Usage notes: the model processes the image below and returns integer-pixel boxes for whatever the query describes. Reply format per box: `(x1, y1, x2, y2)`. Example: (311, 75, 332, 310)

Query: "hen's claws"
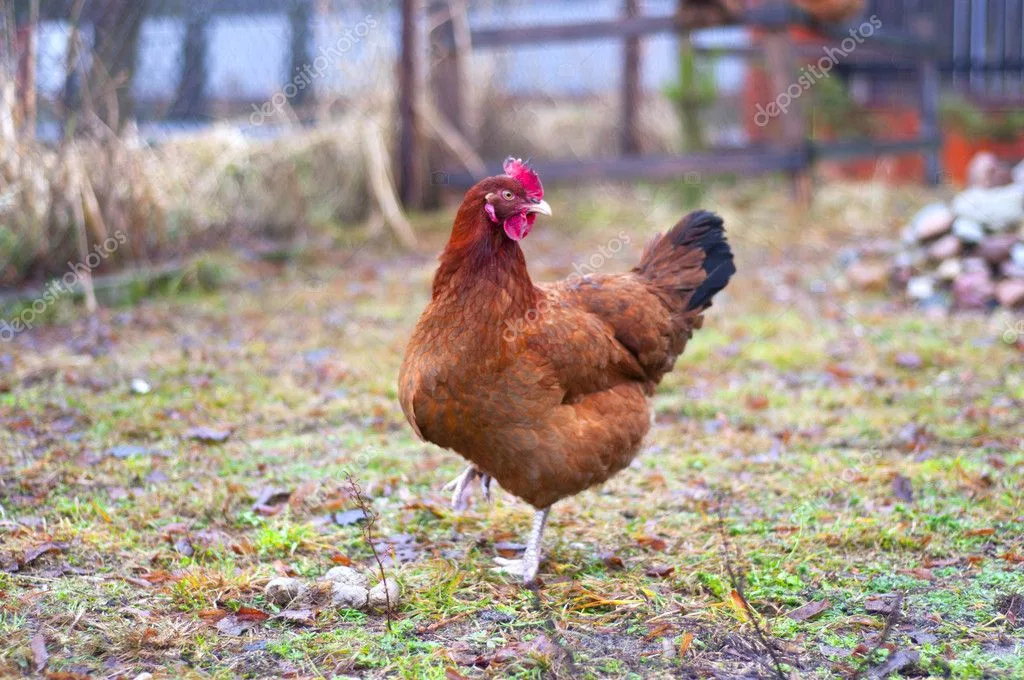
(491, 508, 549, 585)
(442, 466, 492, 511)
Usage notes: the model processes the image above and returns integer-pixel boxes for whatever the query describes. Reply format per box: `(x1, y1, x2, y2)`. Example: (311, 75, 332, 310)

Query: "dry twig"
(344, 472, 393, 631)
(715, 492, 788, 680)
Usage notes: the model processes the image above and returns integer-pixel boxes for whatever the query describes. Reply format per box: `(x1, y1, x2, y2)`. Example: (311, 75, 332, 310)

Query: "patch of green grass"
(1, 182, 1021, 678)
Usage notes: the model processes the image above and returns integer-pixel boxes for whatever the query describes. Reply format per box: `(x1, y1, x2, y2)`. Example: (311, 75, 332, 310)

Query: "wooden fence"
(397, 0, 944, 207)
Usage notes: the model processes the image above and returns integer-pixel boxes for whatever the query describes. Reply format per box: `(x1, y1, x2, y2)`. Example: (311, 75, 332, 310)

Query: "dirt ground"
(1, 181, 1022, 679)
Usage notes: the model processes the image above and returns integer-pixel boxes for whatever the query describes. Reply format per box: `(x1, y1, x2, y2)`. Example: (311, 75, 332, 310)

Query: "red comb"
(502, 157, 543, 201)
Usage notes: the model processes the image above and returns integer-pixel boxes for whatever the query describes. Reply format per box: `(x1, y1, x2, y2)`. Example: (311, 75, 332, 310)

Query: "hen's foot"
(491, 508, 549, 585)
(441, 466, 492, 511)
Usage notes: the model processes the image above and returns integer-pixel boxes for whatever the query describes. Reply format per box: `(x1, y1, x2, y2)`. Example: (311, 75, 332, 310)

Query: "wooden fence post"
(399, 0, 424, 208)
(426, 0, 471, 203)
(914, 13, 942, 185)
(763, 24, 810, 205)
(620, 0, 641, 155)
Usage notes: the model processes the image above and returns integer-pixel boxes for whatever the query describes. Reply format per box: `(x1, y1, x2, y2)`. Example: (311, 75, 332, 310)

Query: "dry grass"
(1, 180, 1021, 678)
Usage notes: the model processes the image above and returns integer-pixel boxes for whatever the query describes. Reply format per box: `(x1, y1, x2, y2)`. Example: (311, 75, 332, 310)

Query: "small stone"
(996, 279, 1024, 307)
(966, 151, 1012, 188)
(952, 218, 985, 243)
(952, 185, 1024, 232)
(936, 258, 962, 281)
(323, 566, 369, 589)
(1012, 243, 1024, 267)
(978, 234, 1019, 264)
(331, 583, 369, 609)
(1001, 260, 1024, 279)
(265, 577, 306, 606)
(893, 248, 925, 269)
(927, 234, 961, 261)
(910, 203, 954, 241)
(367, 578, 400, 611)
(953, 270, 995, 309)
(130, 378, 152, 395)
(961, 256, 989, 274)
(846, 261, 888, 290)
(907, 276, 935, 300)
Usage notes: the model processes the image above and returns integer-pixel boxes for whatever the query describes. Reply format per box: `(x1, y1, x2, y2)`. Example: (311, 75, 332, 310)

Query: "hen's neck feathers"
(433, 194, 538, 314)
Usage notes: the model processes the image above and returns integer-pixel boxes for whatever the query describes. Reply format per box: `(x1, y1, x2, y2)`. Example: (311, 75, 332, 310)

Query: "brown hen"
(399, 159, 734, 583)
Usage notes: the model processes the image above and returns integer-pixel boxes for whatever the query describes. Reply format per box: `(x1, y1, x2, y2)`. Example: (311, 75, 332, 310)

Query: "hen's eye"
(501, 190, 514, 201)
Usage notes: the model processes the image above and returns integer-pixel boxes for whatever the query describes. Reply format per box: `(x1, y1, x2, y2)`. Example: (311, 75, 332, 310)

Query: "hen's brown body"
(399, 176, 734, 513)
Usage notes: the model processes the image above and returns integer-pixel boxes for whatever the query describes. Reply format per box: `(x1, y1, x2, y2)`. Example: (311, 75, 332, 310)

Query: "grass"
(0, 180, 1021, 678)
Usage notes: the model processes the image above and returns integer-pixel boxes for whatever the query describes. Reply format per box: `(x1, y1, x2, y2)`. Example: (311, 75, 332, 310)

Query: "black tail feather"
(662, 210, 736, 311)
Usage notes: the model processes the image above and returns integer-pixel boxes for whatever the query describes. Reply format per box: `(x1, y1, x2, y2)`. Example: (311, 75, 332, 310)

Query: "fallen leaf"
(786, 599, 831, 621)
(745, 395, 769, 410)
(107, 444, 149, 459)
(493, 541, 525, 558)
(892, 475, 914, 503)
(214, 615, 258, 636)
(645, 564, 674, 578)
(598, 551, 624, 570)
(490, 634, 559, 664)
(729, 590, 750, 621)
(900, 567, 935, 581)
(334, 509, 369, 526)
(894, 352, 922, 369)
(273, 609, 316, 626)
(330, 553, 354, 566)
(173, 537, 194, 557)
(644, 623, 672, 640)
(864, 596, 900, 615)
(23, 542, 66, 567)
(635, 535, 667, 552)
(234, 606, 270, 622)
(30, 633, 47, 672)
(923, 556, 960, 568)
(137, 569, 175, 585)
(253, 487, 292, 515)
(678, 631, 694, 658)
(964, 528, 995, 537)
(185, 426, 232, 443)
(197, 609, 229, 622)
(868, 649, 919, 678)
(826, 364, 854, 380)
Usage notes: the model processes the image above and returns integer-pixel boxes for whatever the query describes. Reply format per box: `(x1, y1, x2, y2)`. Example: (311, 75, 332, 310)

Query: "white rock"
(907, 276, 935, 300)
(910, 203, 955, 241)
(951, 184, 1024, 232)
(1013, 159, 1024, 185)
(966, 151, 1012, 188)
(1012, 243, 1024, 267)
(936, 258, 962, 281)
(264, 577, 306, 606)
(331, 583, 369, 609)
(131, 378, 152, 395)
(952, 218, 985, 244)
(323, 566, 369, 589)
(367, 578, 400, 611)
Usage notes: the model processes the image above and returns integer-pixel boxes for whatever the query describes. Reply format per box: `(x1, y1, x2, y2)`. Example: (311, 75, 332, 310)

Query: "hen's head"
(479, 158, 551, 241)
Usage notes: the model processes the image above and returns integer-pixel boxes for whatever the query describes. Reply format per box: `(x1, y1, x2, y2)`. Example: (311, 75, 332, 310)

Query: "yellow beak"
(527, 199, 552, 216)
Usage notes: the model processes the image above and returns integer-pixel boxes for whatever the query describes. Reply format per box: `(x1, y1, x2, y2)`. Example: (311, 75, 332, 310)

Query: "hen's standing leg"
(494, 507, 550, 584)
(442, 466, 491, 511)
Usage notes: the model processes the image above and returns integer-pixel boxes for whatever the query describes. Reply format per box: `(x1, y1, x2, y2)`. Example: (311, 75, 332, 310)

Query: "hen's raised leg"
(442, 466, 491, 511)
(494, 507, 549, 584)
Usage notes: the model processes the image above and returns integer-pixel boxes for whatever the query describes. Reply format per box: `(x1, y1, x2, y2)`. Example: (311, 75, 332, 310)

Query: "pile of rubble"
(891, 153, 1024, 310)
